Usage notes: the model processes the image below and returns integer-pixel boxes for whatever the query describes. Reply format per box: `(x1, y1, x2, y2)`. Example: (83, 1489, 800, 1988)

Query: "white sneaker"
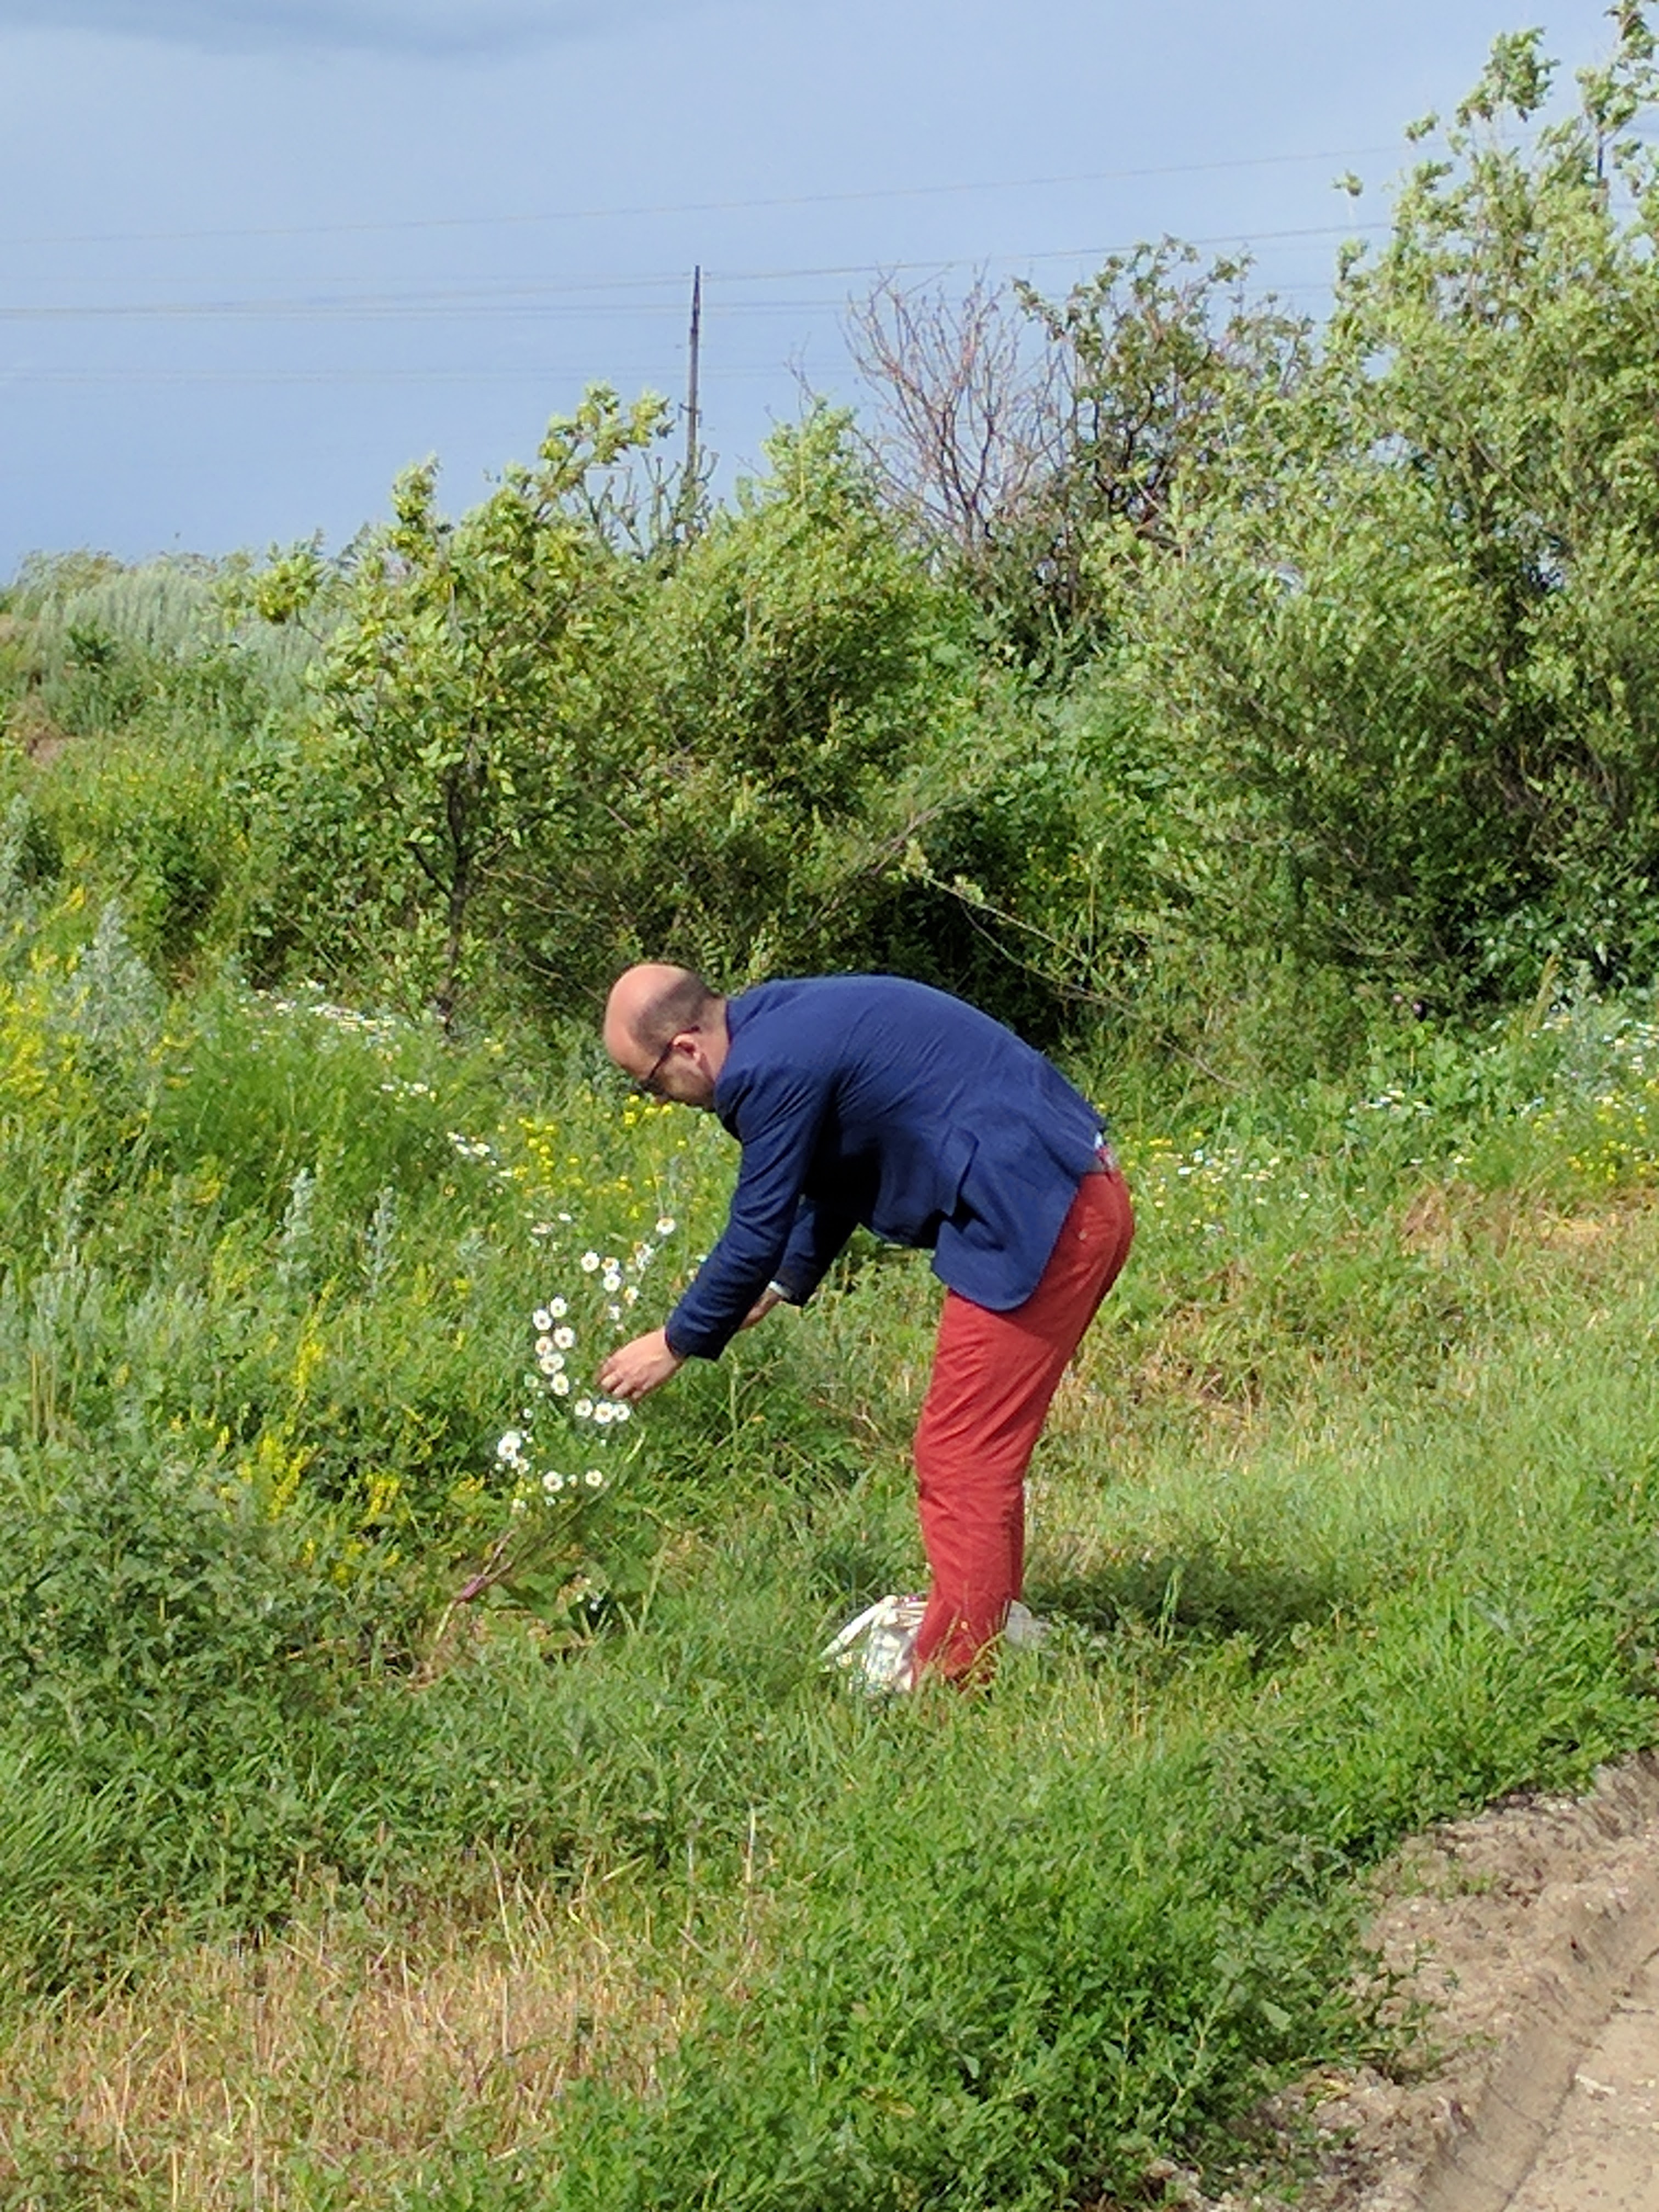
(820, 1593, 928, 1694)
(1003, 1600, 1051, 1651)
(820, 1595, 1051, 1690)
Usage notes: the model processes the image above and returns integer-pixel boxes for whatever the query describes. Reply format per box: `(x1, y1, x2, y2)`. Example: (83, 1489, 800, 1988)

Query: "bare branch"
(846, 273, 1062, 569)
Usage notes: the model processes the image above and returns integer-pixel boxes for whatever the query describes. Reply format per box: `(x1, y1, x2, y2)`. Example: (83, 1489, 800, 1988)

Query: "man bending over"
(597, 964, 1133, 1684)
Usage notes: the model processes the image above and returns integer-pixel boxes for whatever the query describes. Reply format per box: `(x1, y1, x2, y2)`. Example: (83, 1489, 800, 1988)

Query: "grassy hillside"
(0, 864, 1654, 2208)
(3, 29, 1659, 2197)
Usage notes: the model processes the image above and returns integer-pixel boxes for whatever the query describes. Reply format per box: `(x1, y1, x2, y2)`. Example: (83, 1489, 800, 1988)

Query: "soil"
(7, 693, 71, 763)
(1195, 1751, 1659, 2212)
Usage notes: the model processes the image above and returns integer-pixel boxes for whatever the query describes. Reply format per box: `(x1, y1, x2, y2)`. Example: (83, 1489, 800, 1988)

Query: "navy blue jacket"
(663, 975, 1105, 1361)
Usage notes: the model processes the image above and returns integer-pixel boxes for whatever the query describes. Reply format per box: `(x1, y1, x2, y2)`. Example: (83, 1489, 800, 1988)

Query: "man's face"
(614, 1029, 719, 1111)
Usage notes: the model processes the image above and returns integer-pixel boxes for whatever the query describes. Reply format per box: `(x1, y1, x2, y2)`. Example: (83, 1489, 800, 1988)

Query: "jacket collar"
(713, 986, 759, 1127)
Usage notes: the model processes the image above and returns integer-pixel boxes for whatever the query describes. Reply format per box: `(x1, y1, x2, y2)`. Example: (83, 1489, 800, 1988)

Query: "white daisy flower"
(573, 1397, 594, 1420)
(538, 1351, 565, 1375)
(535, 1334, 555, 1356)
(496, 1430, 524, 1463)
(656, 1216, 675, 1235)
(533, 1307, 552, 1331)
(542, 1470, 565, 1493)
(551, 1372, 571, 1396)
(593, 1404, 613, 1426)
(548, 1296, 567, 1318)
(584, 1469, 605, 1489)
(552, 1325, 575, 1349)
(580, 1251, 600, 1273)
(611, 1402, 632, 1424)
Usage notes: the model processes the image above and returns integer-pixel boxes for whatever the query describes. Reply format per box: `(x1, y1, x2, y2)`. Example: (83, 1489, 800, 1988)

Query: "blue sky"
(0, 0, 1620, 569)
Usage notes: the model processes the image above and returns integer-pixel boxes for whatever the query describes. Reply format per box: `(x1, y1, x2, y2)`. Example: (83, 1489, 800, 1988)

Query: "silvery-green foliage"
(27, 1255, 105, 1366)
(45, 565, 217, 663)
(0, 797, 33, 923)
(363, 1186, 399, 1296)
(275, 1167, 317, 1293)
(29, 556, 323, 688)
(64, 901, 163, 1054)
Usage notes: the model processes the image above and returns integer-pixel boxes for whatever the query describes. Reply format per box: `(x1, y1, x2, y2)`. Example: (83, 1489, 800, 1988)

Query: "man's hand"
(597, 1328, 686, 1404)
(738, 1286, 785, 1331)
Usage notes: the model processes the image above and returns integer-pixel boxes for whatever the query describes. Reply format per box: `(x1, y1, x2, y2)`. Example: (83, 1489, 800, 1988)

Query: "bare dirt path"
(1204, 1752, 1659, 2212)
(1505, 1939, 1659, 2212)
(1357, 1750, 1659, 2212)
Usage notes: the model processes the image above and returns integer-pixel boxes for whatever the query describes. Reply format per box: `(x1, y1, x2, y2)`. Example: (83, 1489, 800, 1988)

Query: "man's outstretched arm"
(598, 1281, 781, 1404)
(599, 1062, 829, 1398)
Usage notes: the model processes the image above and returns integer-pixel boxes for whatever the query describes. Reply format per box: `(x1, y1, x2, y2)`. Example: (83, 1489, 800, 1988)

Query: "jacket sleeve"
(663, 1062, 833, 1361)
(771, 1189, 862, 1304)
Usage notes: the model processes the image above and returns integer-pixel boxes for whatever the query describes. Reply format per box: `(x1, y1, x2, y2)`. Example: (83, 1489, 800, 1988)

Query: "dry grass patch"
(5, 693, 71, 765)
(1398, 1178, 1655, 1262)
(0, 1878, 684, 2208)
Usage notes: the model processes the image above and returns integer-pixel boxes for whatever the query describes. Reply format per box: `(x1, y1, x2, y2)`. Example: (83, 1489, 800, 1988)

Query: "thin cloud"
(0, 0, 670, 54)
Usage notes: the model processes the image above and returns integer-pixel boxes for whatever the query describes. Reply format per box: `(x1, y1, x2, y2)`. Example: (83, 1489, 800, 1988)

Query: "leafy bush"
(1096, 20, 1659, 1003)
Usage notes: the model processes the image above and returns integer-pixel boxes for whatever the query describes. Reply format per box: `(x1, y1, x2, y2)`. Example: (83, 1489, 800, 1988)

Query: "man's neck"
(704, 998, 732, 1084)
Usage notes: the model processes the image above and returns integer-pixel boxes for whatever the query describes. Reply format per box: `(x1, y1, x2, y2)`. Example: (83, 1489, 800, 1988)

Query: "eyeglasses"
(633, 1036, 676, 1098)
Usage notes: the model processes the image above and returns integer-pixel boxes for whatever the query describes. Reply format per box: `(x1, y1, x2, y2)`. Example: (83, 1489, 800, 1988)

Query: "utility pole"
(681, 264, 702, 528)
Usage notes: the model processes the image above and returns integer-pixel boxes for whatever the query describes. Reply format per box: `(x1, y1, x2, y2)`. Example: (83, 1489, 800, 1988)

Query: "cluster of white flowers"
(1355, 1089, 1437, 1117)
(488, 1212, 681, 1513)
(495, 1423, 607, 1502)
(541, 1467, 607, 1496)
(258, 987, 406, 1052)
(448, 1130, 498, 1164)
(525, 1294, 632, 1420)
(560, 1223, 675, 1336)
(1132, 1137, 1308, 1228)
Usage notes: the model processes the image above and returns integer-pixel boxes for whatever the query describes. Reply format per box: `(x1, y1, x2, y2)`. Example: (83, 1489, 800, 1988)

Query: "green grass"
(0, 884, 1656, 2207)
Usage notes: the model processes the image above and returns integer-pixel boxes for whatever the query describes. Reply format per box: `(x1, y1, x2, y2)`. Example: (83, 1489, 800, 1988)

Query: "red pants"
(912, 1161, 1135, 1681)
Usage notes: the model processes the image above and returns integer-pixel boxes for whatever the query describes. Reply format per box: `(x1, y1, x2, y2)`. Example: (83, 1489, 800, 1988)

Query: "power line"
(0, 366, 792, 385)
(0, 222, 1392, 323)
(707, 222, 1391, 289)
(0, 295, 839, 321)
(0, 143, 1399, 252)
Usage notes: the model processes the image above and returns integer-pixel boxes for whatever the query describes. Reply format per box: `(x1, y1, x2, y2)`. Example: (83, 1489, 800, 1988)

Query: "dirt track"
(1505, 1940, 1659, 2212)
(1203, 1752, 1659, 2212)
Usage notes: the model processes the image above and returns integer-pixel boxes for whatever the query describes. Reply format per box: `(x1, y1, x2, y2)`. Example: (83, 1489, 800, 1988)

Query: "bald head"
(603, 963, 718, 1057)
(603, 964, 728, 1106)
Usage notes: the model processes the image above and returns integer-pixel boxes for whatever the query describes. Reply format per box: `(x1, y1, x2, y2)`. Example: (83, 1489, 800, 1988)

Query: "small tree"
(849, 247, 1309, 669)
(511, 406, 1000, 995)
(1111, 10, 1659, 994)
(848, 274, 1064, 577)
(296, 387, 667, 1026)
